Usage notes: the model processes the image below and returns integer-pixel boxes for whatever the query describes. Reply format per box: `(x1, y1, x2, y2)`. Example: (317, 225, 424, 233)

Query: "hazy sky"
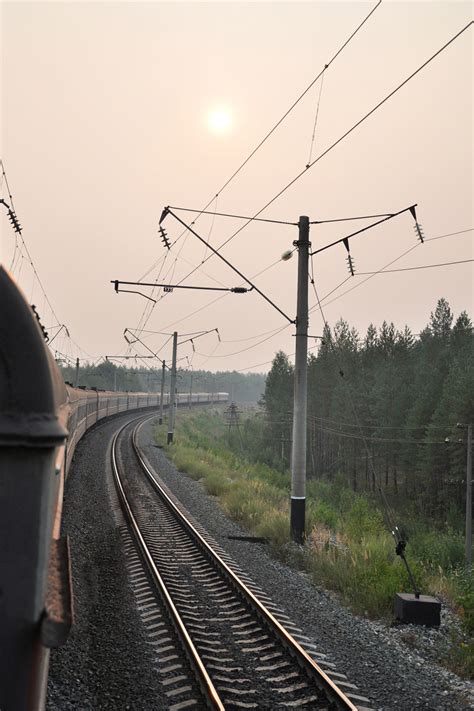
(1, 1, 472, 373)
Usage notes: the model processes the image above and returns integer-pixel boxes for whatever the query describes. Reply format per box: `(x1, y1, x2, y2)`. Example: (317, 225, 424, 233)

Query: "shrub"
(256, 509, 290, 546)
(203, 472, 230, 496)
(342, 496, 384, 542)
(307, 500, 338, 531)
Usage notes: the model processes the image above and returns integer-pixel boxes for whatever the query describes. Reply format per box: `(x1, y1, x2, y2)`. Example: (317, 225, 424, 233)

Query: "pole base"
(394, 593, 441, 627)
(167, 432, 174, 445)
(290, 498, 305, 544)
(159, 417, 163, 425)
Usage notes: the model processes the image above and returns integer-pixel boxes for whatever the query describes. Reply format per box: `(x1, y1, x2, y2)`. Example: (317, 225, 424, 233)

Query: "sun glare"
(207, 107, 233, 135)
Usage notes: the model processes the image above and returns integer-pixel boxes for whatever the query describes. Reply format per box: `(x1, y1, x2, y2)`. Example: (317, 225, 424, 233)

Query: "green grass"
(155, 407, 473, 678)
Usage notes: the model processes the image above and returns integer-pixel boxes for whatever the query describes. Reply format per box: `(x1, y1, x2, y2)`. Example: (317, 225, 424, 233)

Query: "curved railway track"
(111, 413, 372, 710)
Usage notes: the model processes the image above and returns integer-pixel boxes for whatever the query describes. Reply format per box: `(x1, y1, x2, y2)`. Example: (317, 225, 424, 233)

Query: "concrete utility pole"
(189, 369, 193, 409)
(159, 360, 166, 425)
(74, 357, 80, 387)
(466, 424, 472, 571)
(290, 216, 310, 544)
(167, 333, 178, 444)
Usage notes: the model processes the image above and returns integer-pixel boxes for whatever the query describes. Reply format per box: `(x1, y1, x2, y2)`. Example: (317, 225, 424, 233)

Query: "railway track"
(111, 414, 372, 710)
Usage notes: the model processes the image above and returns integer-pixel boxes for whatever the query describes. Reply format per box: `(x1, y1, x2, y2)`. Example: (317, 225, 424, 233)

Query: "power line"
(357, 258, 473, 274)
(310, 204, 416, 256)
(195, 0, 382, 212)
(425, 228, 472, 242)
(149, 3, 382, 296)
(310, 420, 452, 446)
(309, 413, 461, 432)
(166, 209, 294, 324)
(194, 323, 290, 359)
(129, 2, 383, 341)
(168, 21, 472, 291)
(315, 227, 474, 310)
(169, 206, 297, 226)
(1, 160, 94, 365)
(306, 67, 326, 167)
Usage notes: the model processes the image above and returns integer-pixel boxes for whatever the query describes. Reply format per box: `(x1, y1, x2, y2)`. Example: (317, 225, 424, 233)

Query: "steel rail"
(111, 417, 225, 711)
(133, 415, 360, 711)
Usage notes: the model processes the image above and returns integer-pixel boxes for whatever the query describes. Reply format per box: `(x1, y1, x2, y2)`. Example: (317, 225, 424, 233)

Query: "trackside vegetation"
(155, 407, 473, 677)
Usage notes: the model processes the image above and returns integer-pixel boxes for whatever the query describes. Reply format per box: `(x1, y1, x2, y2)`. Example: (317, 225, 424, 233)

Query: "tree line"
(260, 298, 473, 525)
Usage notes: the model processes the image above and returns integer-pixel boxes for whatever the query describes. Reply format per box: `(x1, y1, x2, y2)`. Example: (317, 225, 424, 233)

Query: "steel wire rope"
(306, 68, 326, 167)
(202, 194, 218, 262)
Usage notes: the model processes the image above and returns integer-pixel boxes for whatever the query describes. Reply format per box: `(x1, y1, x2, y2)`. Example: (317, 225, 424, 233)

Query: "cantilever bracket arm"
(111, 279, 252, 295)
(310, 204, 417, 256)
(112, 281, 157, 304)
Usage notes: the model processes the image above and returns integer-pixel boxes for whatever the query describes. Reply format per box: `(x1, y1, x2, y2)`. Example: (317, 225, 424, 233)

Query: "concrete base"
(394, 593, 441, 627)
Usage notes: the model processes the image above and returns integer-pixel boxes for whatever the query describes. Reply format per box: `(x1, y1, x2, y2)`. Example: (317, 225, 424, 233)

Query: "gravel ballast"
(47, 411, 474, 710)
(138, 417, 474, 711)
(47, 412, 167, 710)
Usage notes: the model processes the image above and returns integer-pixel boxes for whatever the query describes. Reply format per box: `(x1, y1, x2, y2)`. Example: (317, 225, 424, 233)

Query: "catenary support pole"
(74, 357, 79, 387)
(466, 424, 472, 571)
(159, 360, 166, 425)
(167, 334, 178, 444)
(290, 216, 310, 543)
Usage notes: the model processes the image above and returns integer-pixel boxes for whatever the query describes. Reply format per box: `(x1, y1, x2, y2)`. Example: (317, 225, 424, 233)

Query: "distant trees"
(261, 298, 473, 524)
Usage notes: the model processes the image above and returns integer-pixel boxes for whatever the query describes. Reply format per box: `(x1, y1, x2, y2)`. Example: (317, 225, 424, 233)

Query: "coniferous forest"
(260, 298, 473, 525)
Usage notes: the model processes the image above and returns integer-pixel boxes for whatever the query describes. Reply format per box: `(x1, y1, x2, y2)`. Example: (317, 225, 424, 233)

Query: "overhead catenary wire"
(194, 323, 291, 359)
(314, 227, 473, 310)
(357, 258, 473, 274)
(166, 209, 294, 324)
(177, 0, 382, 226)
(129, 2, 383, 340)
(1, 160, 94, 365)
(144, 2, 383, 302)
(164, 20, 472, 297)
(309, 419, 453, 445)
(169, 206, 297, 226)
(309, 413, 458, 431)
(306, 67, 326, 167)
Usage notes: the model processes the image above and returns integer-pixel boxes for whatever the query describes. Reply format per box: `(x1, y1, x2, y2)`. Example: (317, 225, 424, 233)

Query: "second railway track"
(111, 413, 372, 710)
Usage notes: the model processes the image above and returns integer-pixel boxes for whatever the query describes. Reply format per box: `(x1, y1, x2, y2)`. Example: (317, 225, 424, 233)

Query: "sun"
(207, 107, 233, 135)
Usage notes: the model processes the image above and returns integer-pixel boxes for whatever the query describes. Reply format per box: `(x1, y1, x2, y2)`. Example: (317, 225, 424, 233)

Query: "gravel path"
(47, 411, 474, 710)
